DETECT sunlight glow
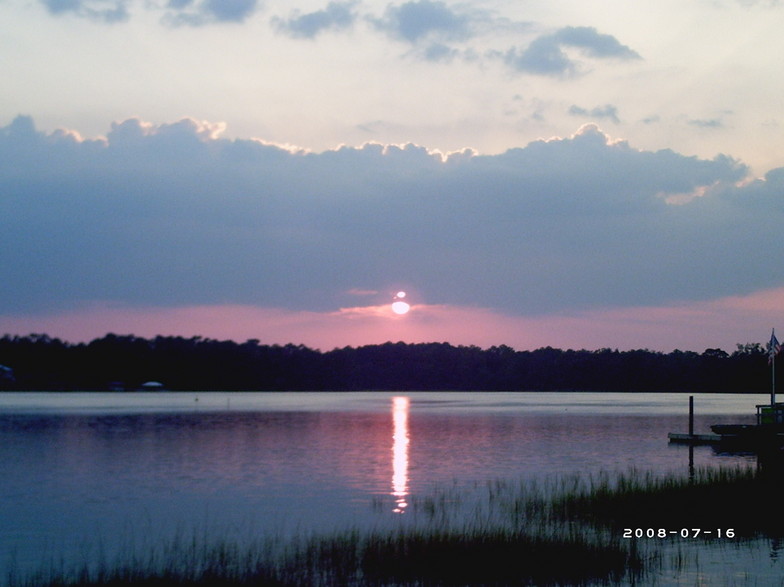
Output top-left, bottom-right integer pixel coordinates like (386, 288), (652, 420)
(391, 301), (410, 315)
(391, 396), (410, 514)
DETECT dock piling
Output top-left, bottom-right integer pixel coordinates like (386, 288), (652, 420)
(668, 395), (722, 444)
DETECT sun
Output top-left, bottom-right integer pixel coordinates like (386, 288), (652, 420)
(391, 291), (410, 315)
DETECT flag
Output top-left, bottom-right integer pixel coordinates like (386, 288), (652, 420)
(769, 329), (781, 364)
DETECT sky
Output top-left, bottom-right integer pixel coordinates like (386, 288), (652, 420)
(2, 0), (784, 353)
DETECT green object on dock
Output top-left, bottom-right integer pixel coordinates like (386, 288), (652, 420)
(756, 403), (784, 425)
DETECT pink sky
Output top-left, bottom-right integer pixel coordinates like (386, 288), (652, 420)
(3, 286), (782, 353)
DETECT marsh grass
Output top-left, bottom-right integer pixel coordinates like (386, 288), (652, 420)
(7, 526), (642, 587)
(541, 466), (784, 538)
(7, 520), (643, 587)
(407, 465), (784, 539)
(357, 528), (641, 586)
(10, 465), (780, 587)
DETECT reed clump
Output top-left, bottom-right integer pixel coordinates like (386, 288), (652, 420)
(14, 465), (780, 587)
(541, 466), (784, 538)
(357, 528), (640, 586)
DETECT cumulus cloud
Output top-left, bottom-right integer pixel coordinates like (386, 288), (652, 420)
(555, 26), (640, 59)
(3, 116), (771, 321)
(39, 0), (130, 22)
(504, 26), (640, 76)
(273, 1), (357, 38)
(163, 0), (258, 25)
(372, 0), (472, 43)
(569, 104), (621, 124)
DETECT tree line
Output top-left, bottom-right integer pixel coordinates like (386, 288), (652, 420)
(0, 333), (775, 392)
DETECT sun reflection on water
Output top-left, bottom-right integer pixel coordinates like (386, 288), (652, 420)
(391, 396), (410, 513)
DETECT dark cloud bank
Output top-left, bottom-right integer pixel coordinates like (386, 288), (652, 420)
(4, 115), (781, 318)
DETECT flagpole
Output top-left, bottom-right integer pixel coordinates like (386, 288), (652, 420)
(771, 328), (778, 406)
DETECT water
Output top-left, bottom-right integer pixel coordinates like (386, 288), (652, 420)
(0, 392), (778, 584)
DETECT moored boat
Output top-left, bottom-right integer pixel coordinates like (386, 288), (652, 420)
(708, 403), (784, 447)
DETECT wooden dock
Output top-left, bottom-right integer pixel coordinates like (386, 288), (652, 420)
(669, 396), (784, 448)
(667, 432), (721, 444)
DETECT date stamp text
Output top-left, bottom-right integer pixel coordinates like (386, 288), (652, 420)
(622, 528), (735, 539)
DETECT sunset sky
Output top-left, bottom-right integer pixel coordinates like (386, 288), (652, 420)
(2, 0), (784, 353)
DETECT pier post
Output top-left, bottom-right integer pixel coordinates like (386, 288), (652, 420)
(689, 395), (694, 436)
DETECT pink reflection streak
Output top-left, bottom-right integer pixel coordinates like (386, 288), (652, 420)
(391, 396), (410, 513)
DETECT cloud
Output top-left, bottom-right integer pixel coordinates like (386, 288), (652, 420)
(271, 1), (516, 66)
(569, 104), (621, 124)
(39, 0), (130, 22)
(554, 26), (640, 59)
(421, 42), (460, 62)
(163, 0), (258, 25)
(2, 116), (770, 323)
(273, 1), (357, 39)
(36, 0), (260, 24)
(504, 26), (640, 76)
(689, 118), (724, 129)
(373, 0), (472, 43)
(28, 0), (638, 85)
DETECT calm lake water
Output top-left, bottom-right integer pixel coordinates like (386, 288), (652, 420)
(0, 391), (780, 585)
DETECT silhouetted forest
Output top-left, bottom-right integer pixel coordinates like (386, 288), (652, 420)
(0, 333), (776, 392)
